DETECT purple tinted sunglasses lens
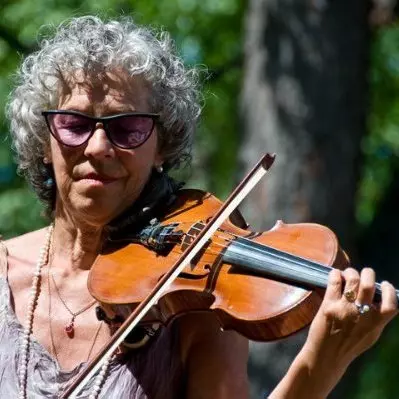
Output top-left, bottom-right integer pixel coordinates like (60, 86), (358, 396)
(50, 113), (93, 146)
(107, 116), (154, 148)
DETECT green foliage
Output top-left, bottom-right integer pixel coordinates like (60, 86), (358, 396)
(356, 24), (399, 226)
(354, 318), (399, 399)
(349, 23), (399, 399)
(0, 186), (47, 239)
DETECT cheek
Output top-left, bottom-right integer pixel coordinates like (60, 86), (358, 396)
(121, 153), (153, 180)
(50, 145), (79, 183)
(53, 161), (74, 196)
(120, 137), (160, 176)
(49, 138), (64, 165)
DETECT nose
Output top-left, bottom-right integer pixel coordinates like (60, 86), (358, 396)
(84, 123), (115, 159)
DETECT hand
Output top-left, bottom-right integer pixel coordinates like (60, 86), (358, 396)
(269, 267), (397, 399)
(301, 267), (398, 391)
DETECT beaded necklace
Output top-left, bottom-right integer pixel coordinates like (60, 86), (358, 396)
(18, 224), (112, 399)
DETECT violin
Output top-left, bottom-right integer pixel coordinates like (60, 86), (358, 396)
(90, 188), (348, 341)
(62, 153), (398, 398)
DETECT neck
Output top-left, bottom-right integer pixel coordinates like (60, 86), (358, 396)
(50, 215), (105, 276)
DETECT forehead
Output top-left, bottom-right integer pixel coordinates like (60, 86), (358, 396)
(58, 70), (151, 114)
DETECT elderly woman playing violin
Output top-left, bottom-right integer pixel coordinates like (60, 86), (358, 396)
(1, 16), (397, 399)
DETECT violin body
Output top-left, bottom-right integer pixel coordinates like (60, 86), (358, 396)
(88, 189), (350, 342)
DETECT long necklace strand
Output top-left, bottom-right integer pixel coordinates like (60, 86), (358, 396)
(18, 225), (53, 399)
(18, 225), (112, 399)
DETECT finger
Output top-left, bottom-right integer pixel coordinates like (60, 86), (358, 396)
(324, 268), (343, 301)
(342, 268), (360, 303)
(356, 267), (376, 307)
(380, 281), (398, 321)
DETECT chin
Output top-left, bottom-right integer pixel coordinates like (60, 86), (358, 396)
(74, 210), (114, 228)
(63, 197), (119, 228)
(58, 188), (134, 227)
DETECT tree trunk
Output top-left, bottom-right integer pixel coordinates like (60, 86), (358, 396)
(239, 0), (370, 397)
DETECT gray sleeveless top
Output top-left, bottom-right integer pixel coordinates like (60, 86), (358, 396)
(0, 244), (185, 398)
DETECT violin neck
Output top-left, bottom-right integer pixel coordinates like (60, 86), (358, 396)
(222, 237), (399, 303)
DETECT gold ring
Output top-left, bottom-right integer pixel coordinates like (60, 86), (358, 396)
(344, 290), (356, 303)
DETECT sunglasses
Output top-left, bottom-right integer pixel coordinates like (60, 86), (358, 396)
(42, 110), (160, 149)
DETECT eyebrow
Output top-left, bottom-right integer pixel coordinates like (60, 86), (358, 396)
(60, 107), (140, 117)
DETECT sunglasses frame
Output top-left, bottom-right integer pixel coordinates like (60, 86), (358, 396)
(42, 110), (160, 149)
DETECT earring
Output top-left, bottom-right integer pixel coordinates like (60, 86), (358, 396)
(44, 177), (55, 188)
(42, 157), (55, 188)
(155, 164), (163, 173)
(44, 177), (54, 188)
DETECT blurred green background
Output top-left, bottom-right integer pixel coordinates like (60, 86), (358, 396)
(1, 0), (399, 397)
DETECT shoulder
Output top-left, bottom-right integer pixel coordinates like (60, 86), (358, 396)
(6, 228), (48, 260)
(6, 228), (48, 249)
(4, 228), (49, 286)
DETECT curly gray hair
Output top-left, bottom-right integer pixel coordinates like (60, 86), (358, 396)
(6, 16), (202, 215)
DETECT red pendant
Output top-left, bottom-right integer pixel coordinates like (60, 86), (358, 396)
(65, 321), (75, 338)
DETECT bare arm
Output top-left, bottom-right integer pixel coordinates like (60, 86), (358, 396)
(179, 312), (249, 399)
(270, 268), (398, 399)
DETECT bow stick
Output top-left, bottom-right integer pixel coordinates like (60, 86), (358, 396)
(62, 153), (275, 398)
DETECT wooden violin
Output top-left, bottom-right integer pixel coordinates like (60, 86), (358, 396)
(90, 188), (349, 341)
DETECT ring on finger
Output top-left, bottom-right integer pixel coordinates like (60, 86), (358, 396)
(344, 289), (357, 303)
(355, 302), (370, 315)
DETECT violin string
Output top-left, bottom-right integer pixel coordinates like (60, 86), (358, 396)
(227, 238), (331, 287)
(170, 226), (332, 285)
(214, 238), (331, 284)
(176, 226), (333, 278)
(183, 226), (332, 275)
(229, 234), (331, 281)
(163, 220), (333, 284)
(169, 236), (231, 258)
(167, 224), (388, 298)
(234, 235), (332, 276)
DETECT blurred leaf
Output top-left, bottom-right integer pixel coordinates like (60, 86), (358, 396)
(0, 186), (47, 238)
(357, 24), (399, 226)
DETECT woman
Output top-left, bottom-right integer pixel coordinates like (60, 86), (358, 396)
(1, 16), (397, 399)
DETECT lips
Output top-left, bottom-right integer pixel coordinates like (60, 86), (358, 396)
(79, 172), (118, 183)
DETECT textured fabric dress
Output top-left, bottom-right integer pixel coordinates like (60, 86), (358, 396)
(0, 243), (185, 398)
